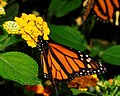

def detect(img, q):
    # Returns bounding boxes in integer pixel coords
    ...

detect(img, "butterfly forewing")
[42,47,69,80]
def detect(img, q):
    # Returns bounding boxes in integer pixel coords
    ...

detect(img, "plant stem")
[111,86,118,96]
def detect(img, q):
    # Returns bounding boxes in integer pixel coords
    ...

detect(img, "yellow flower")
[27,14,36,20]
[36,17,43,25]
[3,21,20,34]
[14,17,27,28]
[14,13,50,48]
[95,86,100,92]
[0,6,5,15]
[91,74,99,81]
[27,38,38,48]
[24,24,33,33]
[22,34,32,41]
[68,74,98,91]
[43,33,49,40]
[78,88,88,91]
[0,0,7,7]
[3,13,50,48]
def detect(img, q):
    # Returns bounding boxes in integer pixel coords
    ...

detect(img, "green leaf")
[49,24,88,51]
[48,0,82,17]
[116,91,120,96]
[0,35,21,51]
[71,88,95,95]
[0,33,8,42]
[90,40,108,57]
[0,2,19,23]
[100,45,120,66]
[71,89,81,95]
[0,52,40,85]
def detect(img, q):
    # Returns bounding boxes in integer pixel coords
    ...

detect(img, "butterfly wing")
[82,0,94,23]
[93,0,120,25]
[82,0,120,26]
[42,42,106,81]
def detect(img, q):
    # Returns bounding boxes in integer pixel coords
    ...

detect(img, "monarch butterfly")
[37,36,107,95]
[82,0,120,26]
[37,35,106,82]
[37,35,107,95]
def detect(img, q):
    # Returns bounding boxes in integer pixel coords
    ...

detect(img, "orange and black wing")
[42,42,106,81]
[82,0,120,26]
[93,0,120,25]
[82,0,94,23]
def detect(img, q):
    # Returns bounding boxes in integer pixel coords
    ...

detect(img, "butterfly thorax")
[37,36,48,54]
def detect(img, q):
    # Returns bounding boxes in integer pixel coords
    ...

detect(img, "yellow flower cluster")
[3,13,50,48]
[3,21,19,34]
[0,6,5,15]
[0,0,7,7]
[68,74,98,91]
